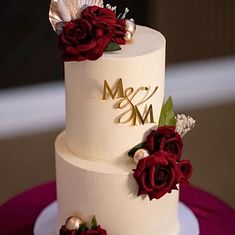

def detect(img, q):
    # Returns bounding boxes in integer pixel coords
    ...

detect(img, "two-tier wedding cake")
[49,1,195,235]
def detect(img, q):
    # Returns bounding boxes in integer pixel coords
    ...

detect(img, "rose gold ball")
[125,19,136,35]
[134,149,149,164]
[124,31,133,41]
[65,216,83,231]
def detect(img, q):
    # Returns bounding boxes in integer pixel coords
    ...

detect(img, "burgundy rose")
[109,19,126,45]
[59,225,76,235]
[178,160,193,182]
[80,226,107,235]
[133,151,183,200]
[82,6,126,45]
[82,6,117,26]
[145,126,183,162]
[59,225,107,235]
[58,18,110,61]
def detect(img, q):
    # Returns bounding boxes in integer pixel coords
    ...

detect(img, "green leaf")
[158,96,176,127]
[104,41,121,52]
[79,224,88,232]
[91,216,98,229]
[128,142,145,157]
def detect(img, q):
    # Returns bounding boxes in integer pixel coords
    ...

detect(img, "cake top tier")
[102,26,165,59]
[49,1,165,62]
[64,25,166,163]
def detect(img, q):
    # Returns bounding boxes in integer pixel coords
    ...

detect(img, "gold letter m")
[133,105,155,125]
[102,79,125,100]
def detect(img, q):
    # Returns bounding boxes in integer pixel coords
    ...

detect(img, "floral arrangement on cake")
[49,0,136,61]
[128,96,195,200]
[60,216,107,235]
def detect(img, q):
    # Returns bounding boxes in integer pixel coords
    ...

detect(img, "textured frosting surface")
[65,25,166,162]
[104,25,165,57]
[56,133,180,235]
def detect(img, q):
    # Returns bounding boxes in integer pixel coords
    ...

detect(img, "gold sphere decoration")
[65,216,83,231]
[124,31,133,41]
[125,19,136,35]
[134,149,149,164]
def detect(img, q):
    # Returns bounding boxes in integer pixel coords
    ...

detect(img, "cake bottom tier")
[55,132,180,235]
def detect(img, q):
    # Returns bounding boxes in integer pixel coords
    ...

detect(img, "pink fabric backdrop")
[0,182,235,235]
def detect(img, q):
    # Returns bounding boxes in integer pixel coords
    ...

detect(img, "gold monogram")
[102,79,158,125]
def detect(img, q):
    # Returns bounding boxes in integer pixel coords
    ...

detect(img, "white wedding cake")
[49,1,194,235]
[55,25,179,235]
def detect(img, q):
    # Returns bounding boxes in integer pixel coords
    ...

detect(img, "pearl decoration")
[125,19,136,35]
[134,149,149,164]
[124,19,136,41]
[124,31,132,41]
[65,216,83,231]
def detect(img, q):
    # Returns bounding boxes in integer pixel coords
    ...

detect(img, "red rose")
[178,160,193,182]
[82,6,117,26]
[145,126,183,162]
[58,18,110,61]
[59,225,107,235]
[133,151,183,200]
[59,225,76,235]
[80,226,107,235]
[82,6,126,45]
[109,19,126,45]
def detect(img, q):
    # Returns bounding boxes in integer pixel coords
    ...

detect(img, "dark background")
[0,0,234,89]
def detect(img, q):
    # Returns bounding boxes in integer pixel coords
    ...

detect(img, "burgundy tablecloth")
[0,182,235,235]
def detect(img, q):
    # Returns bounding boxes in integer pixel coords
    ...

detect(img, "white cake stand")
[34,201,199,235]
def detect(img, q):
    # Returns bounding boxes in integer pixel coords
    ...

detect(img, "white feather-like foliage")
[57,0,72,22]
[176,114,196,137]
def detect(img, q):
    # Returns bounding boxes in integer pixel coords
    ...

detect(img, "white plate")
[34,201,199,235]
